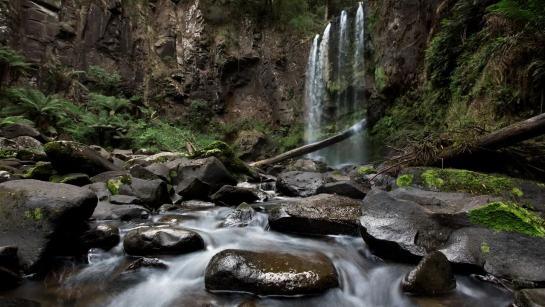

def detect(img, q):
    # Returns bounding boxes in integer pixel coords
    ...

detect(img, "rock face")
[0,180,97,271]
[205,249,339,296]
[117,177,170,209]
[276,171,326,197]
[360,188,545,283]
[401,251,456,296]
[123,226,205,256]
[4,0,306,132]
[316,181,368,199]
[269,194,362,235]
[210,185,260,206]
[44,141,120,176]
[174,157,237,200]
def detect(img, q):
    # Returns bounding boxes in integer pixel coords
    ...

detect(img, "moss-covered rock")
[23,162,55,180]
[191,141,256,178]
[357,165,376,175]
[106,175,132,195]
[44,141,120,176]
[50,173,91,187]
[469,201,545,237]
[397,167,545,217]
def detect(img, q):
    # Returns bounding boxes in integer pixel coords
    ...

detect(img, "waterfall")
[303,4,368,166]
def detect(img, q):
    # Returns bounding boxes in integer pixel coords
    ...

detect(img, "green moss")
[417,168,514,195]
[24,208,43,221]
[23,162,55,180]
[480,242,490,254]
[0,149,17,159]
[469,201,545,237]
[374,67,387,92]
[106,175,131,195]
[50,173,89,185]
[421,169,445,189]
[396,174,414,187]
[358,166,376,176]
[511,187,524,197]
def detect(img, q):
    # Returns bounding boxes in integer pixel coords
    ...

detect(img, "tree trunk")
[251,119,367,167]
[437,113,545,163]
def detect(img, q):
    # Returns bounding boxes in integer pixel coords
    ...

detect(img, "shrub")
[86,65,122,95]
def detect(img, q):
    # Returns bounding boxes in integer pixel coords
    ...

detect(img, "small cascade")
[304,3,368,167]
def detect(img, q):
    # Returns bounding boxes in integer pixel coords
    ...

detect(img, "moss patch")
[358,166,376,176]
[24,208,44,221]
[23,162,55,180]
[418,168,515,195]
[469,201,545,237]
[480,242,490,254]
[106,175,131,195]
[396,174,414,187]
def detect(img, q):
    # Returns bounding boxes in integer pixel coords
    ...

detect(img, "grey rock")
[210,185,260,206]
[205,249,338,296]
[269,194,362,235]
[44,141,120,176]
[276,171,325,197]
[515,288,545,307]
[123,226,205,256]
[401,251,456,295]
[316,181,368,199]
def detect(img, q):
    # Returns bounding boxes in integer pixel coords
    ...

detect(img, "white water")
[304,5,369,167]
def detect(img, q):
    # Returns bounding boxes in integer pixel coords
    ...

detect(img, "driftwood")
[250,119,367,168]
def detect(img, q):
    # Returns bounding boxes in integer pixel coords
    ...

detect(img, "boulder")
[50,173,91,186]
[44,141,120,176]
[0,170,12,183]
[515,289,545,307]
[234,130,267,160]
[222,203,257,227]
[91,171,129,183]
[117,177,170,209]
[109,195,142,205]
[316,181,368,199]
[205,249,338,296]
[129,164,169,181]
[0,137,46,161]
[286,159,328,172]
[123,226,205,256]
[85,182,111,201]
[269,194,362,235]
[276,171,325,197]
[174,157,237,200]
[80,223,120,251]
[360,188,545,283]
[401,251,456,295]
[0,180,97,271]
[0,124,42,140]
[92,202,150,221]
[210,185,260,206]
[22,161,55,180]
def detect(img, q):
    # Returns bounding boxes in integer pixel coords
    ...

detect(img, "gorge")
[1,0,545,306]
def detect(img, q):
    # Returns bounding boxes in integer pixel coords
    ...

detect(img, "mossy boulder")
[397,167,545,217]
[190,141,256,178]
[360,188,545,283]
[0,180,97,272]
[44,141,121,176]
[23,161,55,180]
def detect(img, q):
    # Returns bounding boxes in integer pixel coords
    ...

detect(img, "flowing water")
[3,184,513,307]
[304,5,368,167]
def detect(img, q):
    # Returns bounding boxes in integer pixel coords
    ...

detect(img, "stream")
[3,184,513,307]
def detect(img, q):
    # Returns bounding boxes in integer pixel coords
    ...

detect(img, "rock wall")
[3,0,308,127]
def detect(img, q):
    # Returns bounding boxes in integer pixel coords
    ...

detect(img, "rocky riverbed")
[0,124,544,306]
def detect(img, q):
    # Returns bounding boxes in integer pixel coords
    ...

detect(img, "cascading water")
[304,3,368,167]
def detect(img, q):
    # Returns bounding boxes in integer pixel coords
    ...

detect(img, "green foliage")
[488,0,545,27]
[358,165,376,175]
[88,93,130,114]
[1,87,74,128]
[469,201,545,237]
[0,47,31,83]
[191,141,255,177]
[396,174,414,187]
[0,116,34,127]
[480,242,491,254]
[106,175,132,195]
[86,66,122,95]
[187,100,213,132]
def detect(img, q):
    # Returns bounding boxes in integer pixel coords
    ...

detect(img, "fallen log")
[437,112,545,163]
[250,119,367,168]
